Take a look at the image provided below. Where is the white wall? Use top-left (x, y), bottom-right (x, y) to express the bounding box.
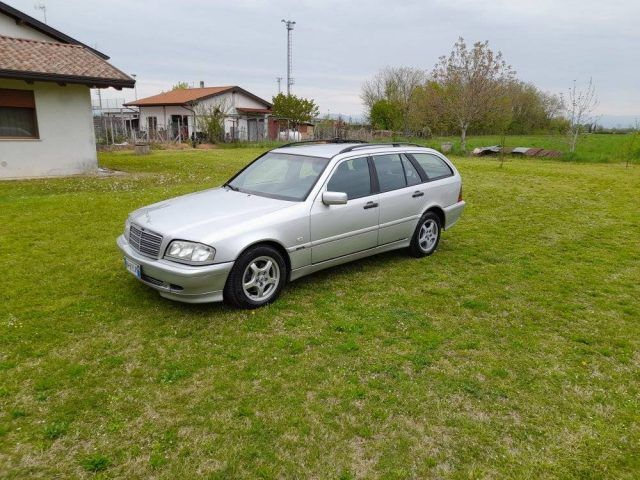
top-left (0, 12), bottom-right (54, 41)
top-left (231, 91), bottom-right (269, 110)
top-left (198, 90), bottom-right (269, 113)
top-left (0, 80), bottom-right (97, 178)
top-left (138, 105), bottom-right (195, 137)
top-left (137, 90), bottom-right (270, 141)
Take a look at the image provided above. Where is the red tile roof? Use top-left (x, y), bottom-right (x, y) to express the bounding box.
top-left (125, 86), bottom-right (272, 108)
top-left (0, 1), bottom-right (108, 59)
top-left (0, 35), bottom-right (134, 88)
top-left (126, 86), bottom-right (234, 106)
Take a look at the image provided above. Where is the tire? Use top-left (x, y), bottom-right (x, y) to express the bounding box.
top-left (409, 212), bottom-right (442, 258)
top-left (224, 244), bottom-right (287, 309)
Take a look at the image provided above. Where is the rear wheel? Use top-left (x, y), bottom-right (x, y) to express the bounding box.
top-left (224, 245), bottom-right (287, 309)
top-left (409, 212), bottom-right (441, 257)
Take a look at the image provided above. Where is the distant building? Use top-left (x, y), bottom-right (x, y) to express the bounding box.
top-left (268, 118), bottom-right (315, 141)
top-left (0, 1), bottom-right (135, 178)
top-left (125, 86), bottom-right (272, 142)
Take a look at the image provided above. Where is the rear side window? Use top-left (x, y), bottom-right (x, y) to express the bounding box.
top-left (327, 157), bottom-right (372, 199)
top-left (412, 153), bottom-right (453, 180)
top-left (372, 154), bottom-right (407, 192)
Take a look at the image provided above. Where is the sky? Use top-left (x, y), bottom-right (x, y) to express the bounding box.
top-left (9, 0), bottom-right (640, 126)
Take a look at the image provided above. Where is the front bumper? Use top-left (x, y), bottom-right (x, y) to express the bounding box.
top-left (117, 235), bottom-right (233, 303)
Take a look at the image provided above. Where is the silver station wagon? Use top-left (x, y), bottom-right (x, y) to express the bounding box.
top-left (117, 141), bottom-right (465, 308)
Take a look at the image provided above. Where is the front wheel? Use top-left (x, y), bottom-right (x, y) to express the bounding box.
top-left (224, 245), bottom-right (287, 309)
top-left (409, 212), bottom-right (441, 257)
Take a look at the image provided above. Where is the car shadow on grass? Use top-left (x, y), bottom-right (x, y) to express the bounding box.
top-left (122, 247), bottom-right (433, 316)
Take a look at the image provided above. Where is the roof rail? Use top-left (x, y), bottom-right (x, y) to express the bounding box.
top-left (337, 142), bottom-right (423, 154)
top-left (278, 138), bottom-right (368, 148)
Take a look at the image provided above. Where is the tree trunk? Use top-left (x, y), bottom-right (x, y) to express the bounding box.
top-left (570, 128), bottom-right (579, 153)
top-left (402, 110), bottom-right (409, 137)
top-left (460, 125), bottom-right (468, 153)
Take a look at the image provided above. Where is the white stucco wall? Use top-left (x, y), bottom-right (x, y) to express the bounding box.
top-left (0, 12), bottom-right (54, 41)
top-left (138, 105), bottom-right (192, 129)
top-left (0, 80), bottom-right (98, 179)
top-left (199, 90), bottom-right (268, 113)
top-left (231, 91), bottom-right (269, 110)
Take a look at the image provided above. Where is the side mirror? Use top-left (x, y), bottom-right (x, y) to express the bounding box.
top-left (322, 191), bottom-right (348, 206)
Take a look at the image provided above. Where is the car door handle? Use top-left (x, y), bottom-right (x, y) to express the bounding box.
top-left (363, 201), bottom-right (378, 209)
top-left (412, 191), bottom-right (424, 198)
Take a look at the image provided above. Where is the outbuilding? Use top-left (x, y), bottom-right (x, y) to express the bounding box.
top-left (0, 1), bottom-right (134, 178)
top-left (125, 86), bottom-right (272, 142)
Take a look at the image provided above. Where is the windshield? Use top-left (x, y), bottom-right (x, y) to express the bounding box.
top-left (226, 152), bottom-right (330, 201)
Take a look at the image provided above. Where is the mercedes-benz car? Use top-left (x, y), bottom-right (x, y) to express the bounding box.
top-left (117, 141), bottom-right (465, 308)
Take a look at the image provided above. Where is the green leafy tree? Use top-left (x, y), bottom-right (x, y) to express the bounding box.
top-left (171, 81), bottom-right (189, 90)
top-left (370, 99), bottom-right (402, 131)
top-left (507, 82), bottom-right (563, 134)
top-left (271, 93), bottom-right (320, 127)
top-left (432, 37), bottom-right (516, 151)
top-left (194, 99), bottom-right (229, 144)
top-left (361, 67), bottom-right (426, 134)
top-left (408, 81), bottom-right (456, 136)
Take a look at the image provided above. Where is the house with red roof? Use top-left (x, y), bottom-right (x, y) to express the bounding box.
top-left (0, 1), bottom-right (134, 178)
top-left (125, 85), bottom-right (272, 142)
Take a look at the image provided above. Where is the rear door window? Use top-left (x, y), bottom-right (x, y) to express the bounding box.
top-left (401, 155), bottom-right (422, 186)
top-left (372, 154), bottom-right (407, 192)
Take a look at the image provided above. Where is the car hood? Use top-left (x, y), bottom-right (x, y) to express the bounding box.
top-left (129, 187), bottom-right (294, 240)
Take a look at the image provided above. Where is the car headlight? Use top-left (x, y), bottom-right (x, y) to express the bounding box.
top-left (124, 218), bottom-right (131, 240)
top-left (165, 240), bottom-right (216, 265)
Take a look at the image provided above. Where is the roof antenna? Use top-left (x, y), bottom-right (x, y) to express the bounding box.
top-left (34, 3), bottom-right (47, 24)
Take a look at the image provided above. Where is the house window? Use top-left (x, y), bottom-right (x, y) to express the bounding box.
top-left (0, 88), bottom-right (39, 139)
top-left (147, 116), bottom-right (158, 132)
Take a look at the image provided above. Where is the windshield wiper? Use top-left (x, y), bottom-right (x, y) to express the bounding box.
top-left (223, 183), bottom-right (239, 191)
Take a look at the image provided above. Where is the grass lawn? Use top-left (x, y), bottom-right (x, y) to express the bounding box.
top-left (1, 148), bottom-right (639, 478)
top-left (403, 133), bottom-right (639, 164)
top-left (217, 133), bottom-right (640, 163)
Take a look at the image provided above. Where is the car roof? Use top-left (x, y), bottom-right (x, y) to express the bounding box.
top-left (270, 143), bottom-right (364, 158)
top-left (270, 142), bottom-right (442, 159)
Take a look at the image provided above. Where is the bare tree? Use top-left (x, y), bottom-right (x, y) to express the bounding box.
top-left (432, 38), bottom-right (516, 152)
top-left (361, 67), bottom-right (426, 134)
top-left (563, 78), bottom-right (598, 153)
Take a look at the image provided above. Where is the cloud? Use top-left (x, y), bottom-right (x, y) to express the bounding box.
top-left (9, 0), bottom-right (639, 118)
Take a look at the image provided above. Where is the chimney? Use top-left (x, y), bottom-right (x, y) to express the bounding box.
top-left (199, 81), bottom-right (205, 88)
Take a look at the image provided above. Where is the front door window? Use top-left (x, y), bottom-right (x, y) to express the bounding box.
top-left (326, 157), bottom-right (372, 199)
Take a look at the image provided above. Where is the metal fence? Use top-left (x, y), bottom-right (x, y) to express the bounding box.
top-left (91, 95), bottom-right (374, 146)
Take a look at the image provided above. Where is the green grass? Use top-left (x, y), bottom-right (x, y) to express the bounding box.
top-left (1, 148), bottom-right (639, 478)
top-left (384, 133), bottom-right (638, 163)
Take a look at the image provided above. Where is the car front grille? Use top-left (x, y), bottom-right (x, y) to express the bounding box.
top-left (129, 224), bottom-right (163, 258)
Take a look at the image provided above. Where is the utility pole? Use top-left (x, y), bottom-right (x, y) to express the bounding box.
top-left (281, 19), bottom-right (295, 95)
top-left (276, 77), bottom-right (283, 94)
top-left (131, 73), bottom-right (138, 100)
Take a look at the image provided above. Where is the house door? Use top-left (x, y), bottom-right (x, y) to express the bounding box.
top-left (247, 119), bottom-right (258, 141)
top-left (171, 115), bottom-right (189, 141)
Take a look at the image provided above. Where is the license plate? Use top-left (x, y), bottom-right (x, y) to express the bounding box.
top-left (124, 257), bottom-right (141, 279)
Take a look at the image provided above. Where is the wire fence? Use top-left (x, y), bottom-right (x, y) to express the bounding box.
top-left (91, 96), bottom-right (374, 146)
